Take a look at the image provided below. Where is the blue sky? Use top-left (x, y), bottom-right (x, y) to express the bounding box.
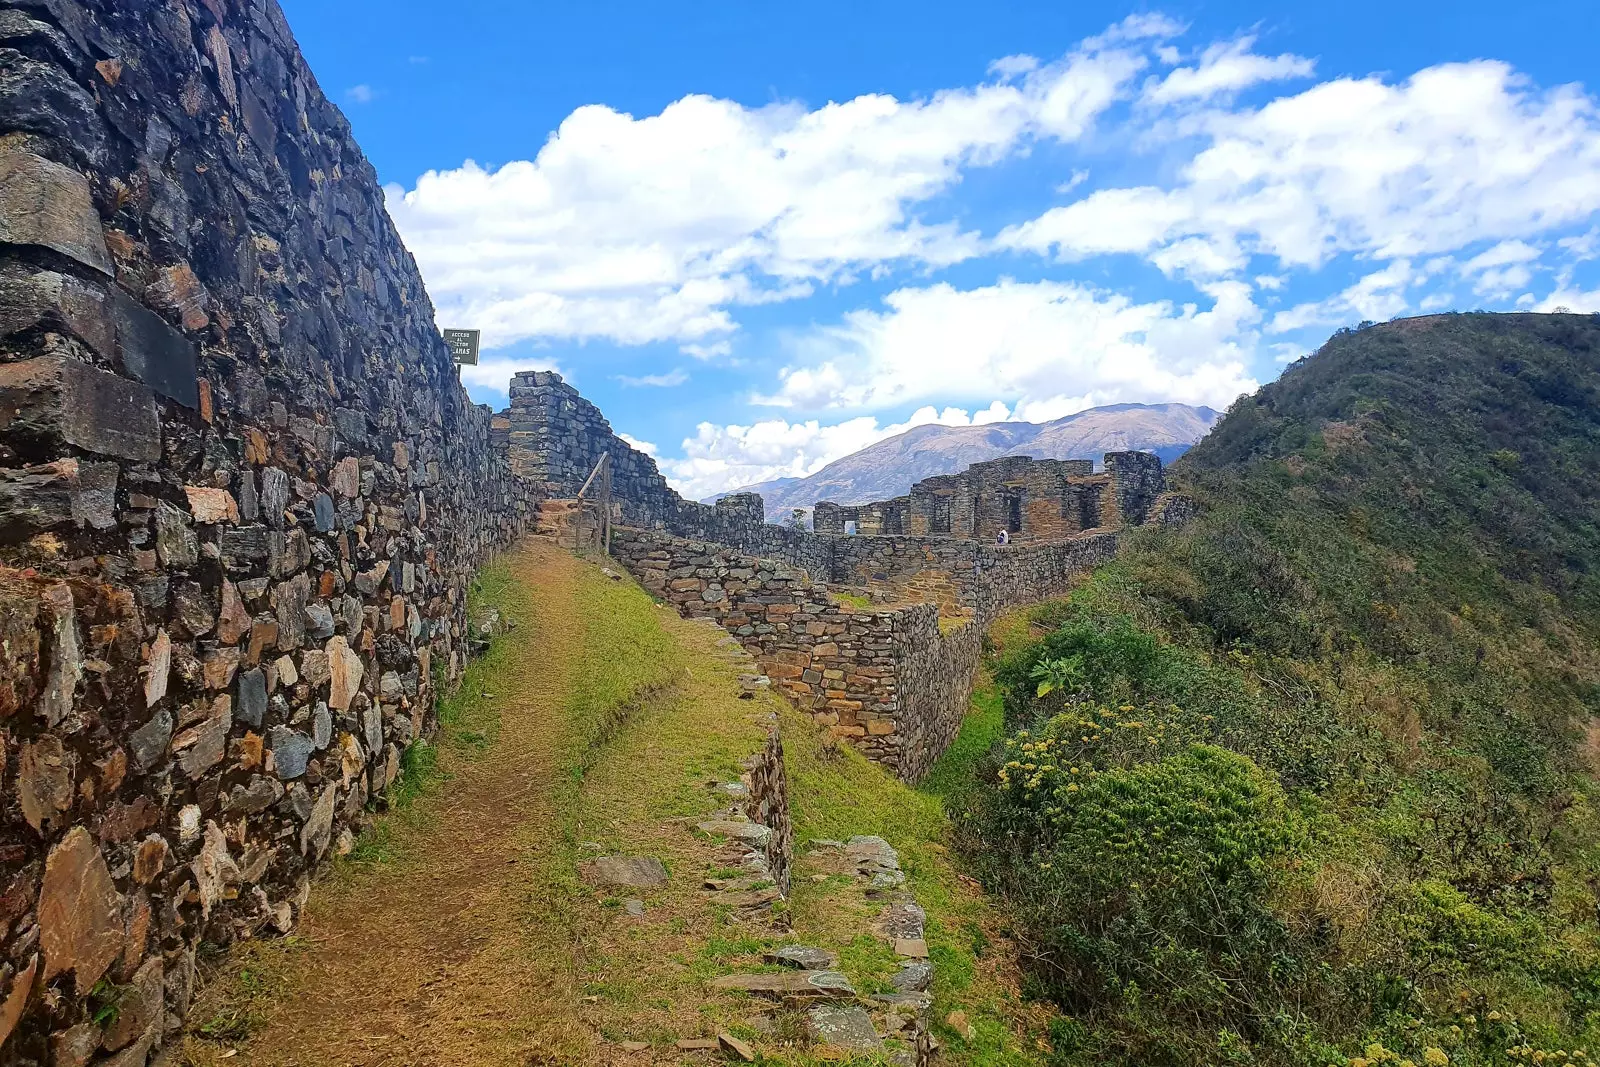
top-left (283, 0), bottom-right (1600, 499)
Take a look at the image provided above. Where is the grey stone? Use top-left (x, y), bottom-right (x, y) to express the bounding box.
top-left (0, 355), bottom-right (160, 463)
top-left (110, 287), bottom-right (199, 408)
top-left (127, 708), bottom-right (172, 771)
top-left (361, 704), bottom-right (383, 757)
top-left (154, 502), bottom-right (197, 568)
top-left (260, 467), bottom-right (289, 525)
top-left (698, 819), bottom-right (773, 848)
top-left (303, 601), bottom-right (335, 640)
top-left (311, 702), bottom-right (332, 748)
top-left (890, 961), bottom-right (933, 993)
top-left (808, 1004), bottom-right (882, 1051)
top-left (767, 946), bottom-right (836, 970)
top-left (623, 899), bottom-right (646, 918)
top-left (0, 266), bottom-right (113, 360)
top-left (220, 526), bottom-right (270, 568)
top-left (268, 726), bottom-right (314, 780)
top-left (579, 855), bottom-right (668, 888)
top-left (312, 492), bottom-right (334, 532)
top-left (171, 581), bottom-right (214, 637)
top-left (224, 776), bottom-right (283, 816)
top-left (237, 469), bottom-right (258, 521)
top-left (0, 144), bottom-right (110, 274)
top-left (708, 971), bottom-right (854, 998)
top-left (236, 668), bottom-right (267, 728)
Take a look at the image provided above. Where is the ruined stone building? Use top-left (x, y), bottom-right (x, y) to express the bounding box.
top-left (811, 451), bottom-right (1166, 541)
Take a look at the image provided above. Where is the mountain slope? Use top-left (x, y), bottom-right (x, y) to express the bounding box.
top-left (721, 402), bottom-right (1219, 512)
top-left (957, 313), bottom-right (1600, 1067)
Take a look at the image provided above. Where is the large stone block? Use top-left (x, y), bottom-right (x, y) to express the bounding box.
top-left (111, 287), bottom-right (199, 408)
top-left (0, 355), bottom-right (160, 462)
top-left (0, 144), bottom-right (110, 275)
top-left (0, 266), bottom-right (113, 359)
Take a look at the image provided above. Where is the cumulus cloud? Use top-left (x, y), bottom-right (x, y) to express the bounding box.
top-left (345, 84), bottom-right (376, 105)
top-left (1000, 61), bottom-right (1600, 279)
top-left (384, 16), bottom-right (1179, 352)
top-left (1141, 36), bottom-right (1315, 105)
top-left (761, 277), bottom-right (1259, 414)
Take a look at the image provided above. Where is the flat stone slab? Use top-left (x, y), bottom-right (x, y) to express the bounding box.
top-left (808, 1003), bottom-right (883, 1051)
top-left (766, 945), bottom-right (837, 970)
top-left (579, 855), bottom-right (668, 888)
top-left (698, 819), bottom-right (773, 847)
top-left (875, 900), bottom-right (926, 940)
top-left (894, 938), bottom-right (929, 959)
top-left (710, 970), bottom-right (855, 998)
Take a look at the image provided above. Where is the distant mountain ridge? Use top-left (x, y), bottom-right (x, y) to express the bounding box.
top-left (717, 402), bottom-right (1221, 515)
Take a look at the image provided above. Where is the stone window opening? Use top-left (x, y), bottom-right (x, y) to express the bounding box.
top-left (930, 495), bottom-right (952, 534)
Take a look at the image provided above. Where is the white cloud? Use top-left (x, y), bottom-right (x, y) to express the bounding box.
top-left (761, 277), bottom-right (1259, 414)
top-left (1142, 36), bottom-right (1314, 105)
top-left (346, 84), bottom-right (375, 105)
top-left (1001, 61), bottom-right (1600, 278)
top-left (1535, 285), bottom-right (1600, 312)
top-left (618, 433), bottom-right (658, 456)
top-left (1461, 239), bottom-right (1542, 296)
top-left (659, 401), bottom-right (1021, 500)
top-left (385, 21), bottom-right (1172, 353)
top-left (1269, 260), bottom-right (1416, 333)
top-left (616, 369), bottom-right (689, 388)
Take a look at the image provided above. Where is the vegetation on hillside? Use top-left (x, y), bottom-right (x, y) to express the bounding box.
top-left (957, 314), bottom-right (1600, 1067)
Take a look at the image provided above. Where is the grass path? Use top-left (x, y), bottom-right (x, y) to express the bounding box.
top-left (188, 540), bottom-right (597, 1066)
top-left (185, 540), bottom-right (1053, 1066)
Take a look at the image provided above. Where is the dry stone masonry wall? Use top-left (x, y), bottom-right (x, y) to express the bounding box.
top-left (0, 0), bottom-right (534, 1059)
top-left (612, 528), bottom-right (986, 780)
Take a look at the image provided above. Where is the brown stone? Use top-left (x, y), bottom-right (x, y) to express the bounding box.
top-left (719, 1033), bottom-right (757, 1062)
top-left (203, 646), bottom-right (242, 689)
top-left (184, 484), bottom-right (238, 524)
top-left (233, 731), bottom-right (263, 771)
top-left (102, 957), bottom-right (162, 1052)
top-left (132, 835), bottom-right (167, 884)
top-left (149, 263), bottom-right (210, 331)
top-left (217, 580), bottom-right (250, 645)
top-left (17, 735), bottom-right (74, 833)
top-left (331, 456), bottom-right (360, 498)
top-left (96, 797), bottom-right (159, 844)
top-left (0, 146), bottom-right (111, 275)
top-left (327, 634), bottom-right (362, 710)
top-left (39, 826), bottom-right (124, 994)
top-left (248, 618), bottom-right (278, 663)
top-left (708, 971), bottom-right (854, 998)
top-left (48, 1021), bottom-right (99, 1067)
top-left (95, 58), bottom-right (123, 86)
top-left (0, 955), bottom-right (37, 1049)
top-left (171, 695), bottom-right (231, 778)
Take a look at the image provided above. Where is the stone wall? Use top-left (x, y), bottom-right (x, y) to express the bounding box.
top-left (501, 370), bottom-right (767, 543)
top-left (741, 729), bottom-right (791, 897)
top-left (0, 0), bottom-right (534, 1059)
top-left (612, 528), bottom-right (979, 777)
top-left (813, 451), bottom-right (1165, 542)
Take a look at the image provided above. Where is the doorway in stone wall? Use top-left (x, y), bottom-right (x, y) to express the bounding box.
top-left (1004, 487), bottom-right (1024, 535)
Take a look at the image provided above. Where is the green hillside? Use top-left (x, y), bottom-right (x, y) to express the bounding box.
top-left (958, 313), bottom-right (1600, 1067)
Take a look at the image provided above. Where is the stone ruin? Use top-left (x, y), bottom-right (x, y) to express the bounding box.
top-left (500, 370), bottom-right (1190, 782)
top-left (812, 450), bottom-right (1166, 541)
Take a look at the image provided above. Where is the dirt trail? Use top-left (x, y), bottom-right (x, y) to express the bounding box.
top-left (209, 541), bottom-right (592, 1067)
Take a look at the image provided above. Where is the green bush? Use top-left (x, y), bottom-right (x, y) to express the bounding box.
top-left (960, 316), bottom-right (1600, 1065)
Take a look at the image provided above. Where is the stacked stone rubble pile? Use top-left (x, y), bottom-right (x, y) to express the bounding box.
top-left (0, 0), bottom-right (535, 1058)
